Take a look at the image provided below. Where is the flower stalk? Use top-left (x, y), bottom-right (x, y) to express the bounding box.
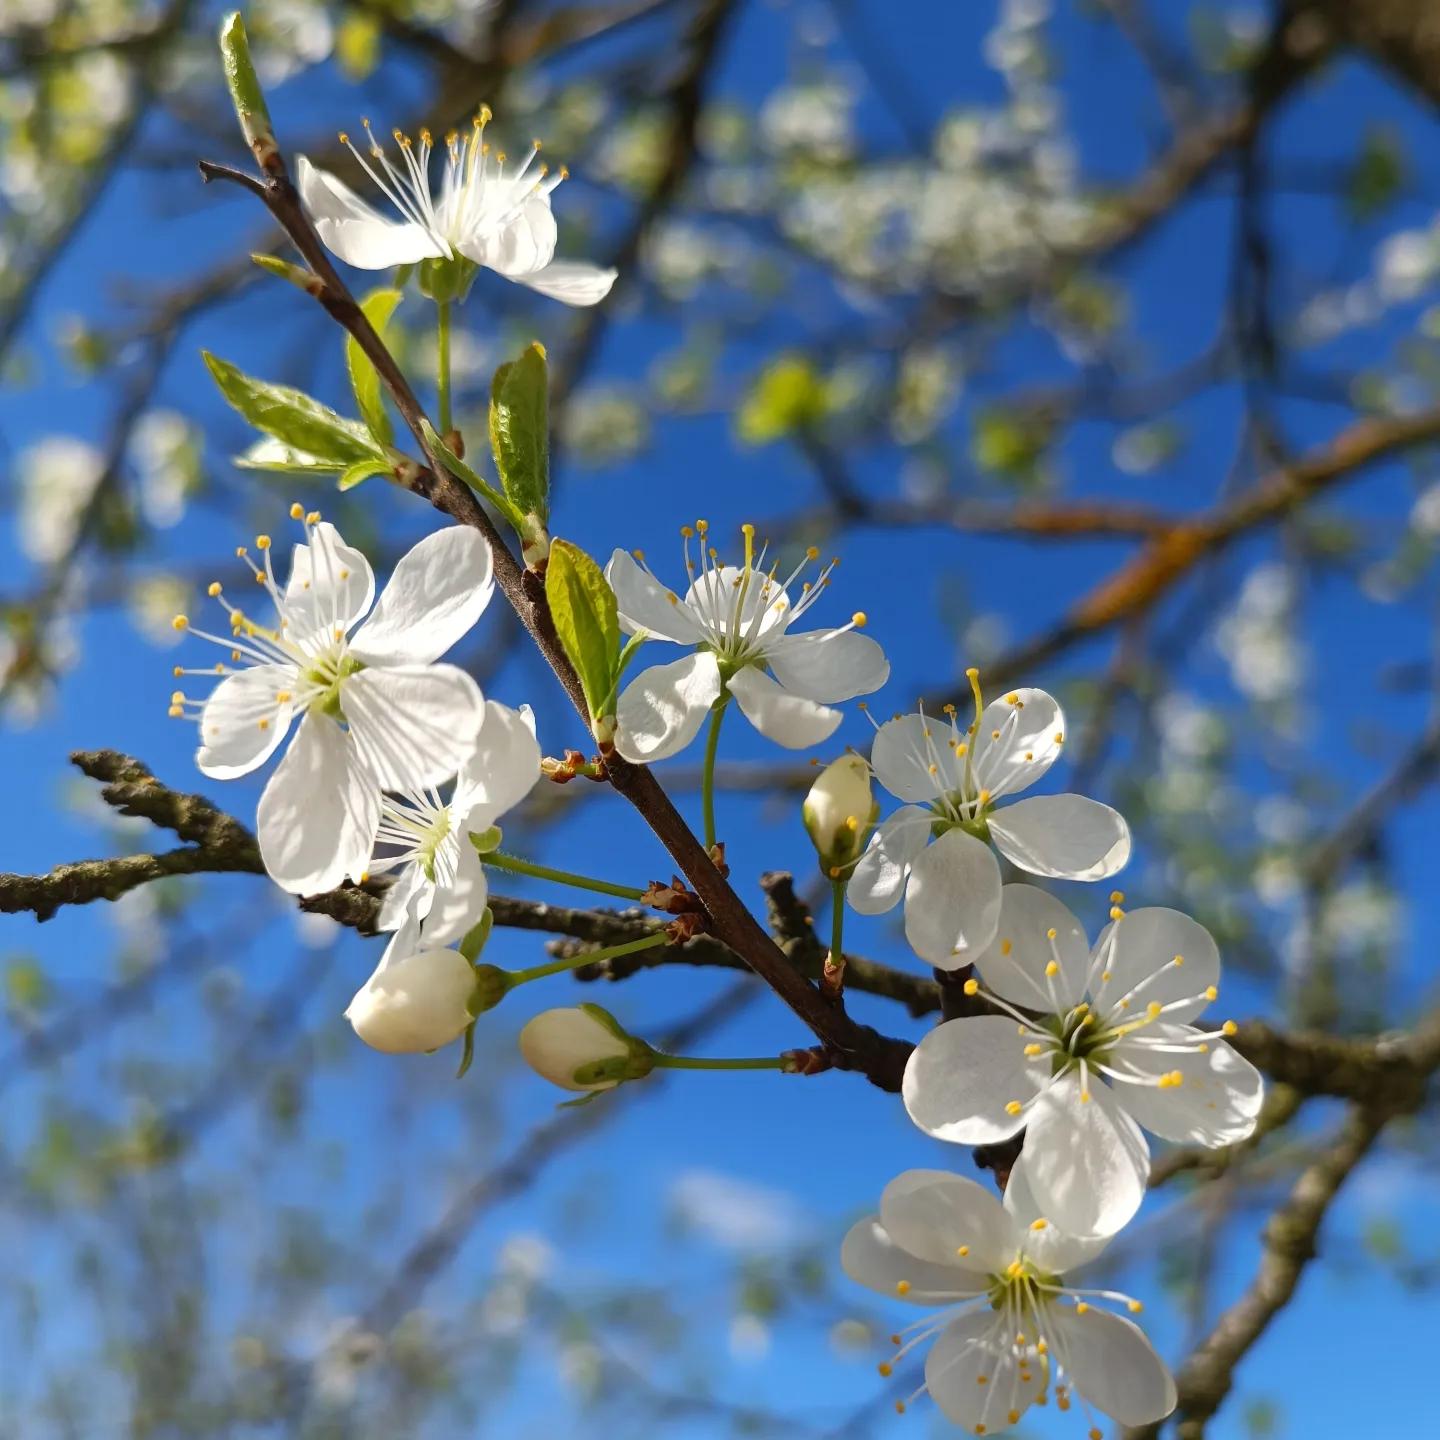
top-left (510, 931), bottom-right (668, 985)
top-left (477, 845), bottom-right (647, 902)
top-left (700, 693), bottom-right (729, 849)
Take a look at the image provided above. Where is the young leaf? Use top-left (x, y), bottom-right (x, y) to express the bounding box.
top-left (545, 538), bottom-right (619, 722)
top-left (338, 458), bottom-right (393, 491)
top-left (204, 352), bottom-right (382, 465)
top-left (421, 421), bottom-right (527, 530)
top-left (489, 342), bottom-right (549, 527)
top-left (345, 289), bottom-right (402, 447)
top-left (233, 437), bottom-right (347, 475)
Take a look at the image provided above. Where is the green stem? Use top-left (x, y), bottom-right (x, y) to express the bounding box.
top-left (484, 849), bottom-right (646, 902)
top-left (828, 876), bottom-right (846, 975)
top-left (700, 694), bottom-right (729, 849)
top-left (511, 931), bottom-right (667, 985)
top-left (436, 299), bottom-right (453, 435)
top-left (651, 1053), bottom-right (788, 1072)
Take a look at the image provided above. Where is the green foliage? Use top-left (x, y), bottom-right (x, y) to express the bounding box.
top-left (970, 405), bottom-right (1052, 484)
top-left (545, 539), bottom-right (620, 726)
top-left (736, 355), bottom-right (829, 445)
top-left (345, 288), bottom-right (403, 447)
top-left (489, 342), bottom-right (551, 529)
top-left (203, 352), bottom-right (383, 466)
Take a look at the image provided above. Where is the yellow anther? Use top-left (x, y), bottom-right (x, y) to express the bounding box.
top-left (305, 510), bottom-right (321, 524)
top-left (289, 502), bottom-right (304, 519)
top-left (235, 546), bottom-right (247, 557)
top-left (1101, 970), bottom-right (1112, 982)
top-left (963, 979), bottom-right (979, 996)
top-left (1005, 1100), bottom-right (1024, 1116)
top-left (339, 568), bottom-right (350, 580)
top-left (1045, 961), bottom-right (1059, 977)
top-left (956, 1245), bottom-right (969, 1257)
top-left (845, 815), bottom-right (860, 831)
top-left (1079, 1090), bottom-right (1091, 1103)
top-left (1036, 1339), bottom-right (1048, 1355)
top-left (877, 1362), bottom-right (893, 1378)
top-left (1029, 1218), bottom-right (1048, 1231)
top-left (1090, 1429), bottom-right (1104, 1440)
top-left (1110, 890), bottom-right (1125, 903)
top-left (991, 729), bottom-right (1001, 739)
top-left (1172, 954), bottom-right (1184, 967)
top-left (1045, 927), bottom-right (1057, 940)
top-left (1008, 1411), bottom-right (1020, 1425)
top-left (1054, 732), bottom-right (1064, 744)
top-left (1025, 751), bottom-right (1034, 761)
top-left (974, 1426), bottom-right (985, 1435)
top-left (170, 690), bottom-right (185, 705)
top-left (894, 1401), bottom-right (905, 1415)
top-left (977, 789), bottom-right (991, 805)
top-left (257, 718), bottom-right (269, 731)
top-left (1110, 906), bottom-right (1125, 920)
top-left (275, 691), bottom-right (291, 704)
top-left (1005, 692), bottom-right (1019, 704)
top-left (256, 534), bottom-right (271, 550)
top-left (680, 524), bottom-right (693, 538)
top-left (852, 611), bottom-right (867, 627)
top-left (172, 666), bottom-right (183, 677)
top-left (975, 1375), bottom-right (988, 1386)
top-left (1000, 938), bottom-right (1012, 956)
top-left (1075, 1302), bottom-right (1090, 1315)
top-left (167, 705), bottom-right (183, 718)
top-left (1222, 1020), bottom-right (1237, 1037)
top-left (1205, 985), bottom-right (1218, 1001)
top-left (894, 1280), bottom-right (910, 1296)
top-left (172, 615), bottom-right (188, 631)
top-left (207, 581), bottom-right (222, 597)
top-left (338, 131), bottom-right (349, 145)
top-left (1024, 1044), bottom-right (1045, 1057)
top-left (1127, 1299), bottom-right (1143, 1313)
top-left (1006, 1260), bottom-right (1023, 1279)
top-left (632, 548), bottom-right (645, 562)
top-left (696, 518), bottom-right (709, 533)
top-left (1147, 1001), bottom-right (1163, 1018)
top-left (806, 545), bottom-right (820, 560)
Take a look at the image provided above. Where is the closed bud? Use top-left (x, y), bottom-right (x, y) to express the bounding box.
top-left (802, 754), bottom-right (876, 872)
top-left (346, 942), bottom-right (483, 1055)
top-left (518, 1004), bottom-right (654, 1092)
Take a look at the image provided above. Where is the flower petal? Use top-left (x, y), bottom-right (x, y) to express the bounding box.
top-left (839, 1216), bottom-right (976, 1305)
top-left (1109, 1025), bottom-right (1264, 1146)
top-left (422, 836), bottom-right (490, 947)
top-left (296, 155), bottom-right (447, 269)
top-left (1021, 1072), bottom-right (1150, 1238)
top-left (344, 663), bottom-right (485, 792)
top-left (903, 1014), bottom-right (1046, 1145)
top-left (605, 549), bottom-right (705, 644)
top-left (514, 259), bottom-right (618, 306)
top-left (1045, 1305), bottom-right (1177, 1425)
top-left (195, 664), bottom-right (298, 779)
top-left (349, 526), bottom-right (494, 666)
top-left (988, 794), bottom-right (1131, 881)
top-left (726, 665), bottom-right (842, 748)
top-left (458, 700), bottom-right (541, 820)
top-left (975, 883), bottom-right (1090, 1012)
top-left (345, 939), bottom-right (477, 1054)
top-left (847, 806), bottom-right (932, 915)
top-left (925, 1310), bottom-right (1042, 1432)
top-left (870, 713), bottom-right (947, 804)
top-left (902, 828), bottom-right (1002, 968)
top-left (283, 520), bottom-right (375, 642)
top-left (1090, 907), bottom-right (1221, 1025)
top-left (1003, 1154), bottom-right (1113, 1275)
top-left (256, 713), bottom-right (380, 894)
top-left (971, 688), bottom-right (1065, 799)
top-left (460, 194), bottom-right (558, 277)
top-left (377, 859), bottom-right (429, 934)
top-left (615, 651), bottom-right (723, 762)
top-left (879, 1170), bottom-right (1016, 1278)
top-left (765, 628), bottom-right (890, 703)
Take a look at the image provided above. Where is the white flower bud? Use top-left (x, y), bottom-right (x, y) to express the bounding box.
top-left (345, 945), bottom-right (479, 1054)
top-left (519, 1005), bottom-right (647, 1092)
top-left (802, 754), bottom-right (875, 873)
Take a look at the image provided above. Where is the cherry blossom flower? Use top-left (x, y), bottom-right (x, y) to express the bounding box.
top-left (519, 1005), bottom-right (651, 1092)
top-left (169, 509), bottom-right (492, 895)
top-left (606, 522), bottom-right (888, 762)
top-left (297, 109), bottom-right (616, 305)
top-left (842, 1166), bottom-right (1176, 1435)
top-left (902, 885), bottom-right (1263, 1237)
top-left (848, 670), bottom-right (1130, 968)
top-left (369, 700), bottom-right (541, 945)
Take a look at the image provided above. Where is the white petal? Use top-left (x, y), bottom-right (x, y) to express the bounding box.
top-left (1109, 1026), bottom-right (1264, 1146)
top-left (460, 194), bottom-right (558, 277)
top-left (344, 663), bottom-right (485, 792)
top-left (684, 565), bottom-right (790, 643)
top-left (1045, 1304), bottom-right (1177, 1425)
top-left (970, 688), bottom-right (1066, 798)
top-left (349, 527), bottom-right (494, 666)
top-left (726, 665), bottom-right (842, 748)
top-left (1003, 1154), bottom-right (1113, 1275)
top-left (1021, 1072), bottom-right (1150, 1238)
top-left (903, 1015), bottom-right (1046, 1145)
top-left (1091, 907), bottom-right (1221, 1025)
top-left (458, 700), bottom-right (541, 820)
top-left (765, 628), bottom-right (890, 703)
top-left (195, 665), bottom-right (298, 779)
top-left (614, 651), bottom-right (723, 763)
top-left (902, 828), bottom-right (1002, 968)
top-left (377, 860), bottom-right (429, 934)
top-left (989, 794), bottom-right (1132, 881)
top-left (974, 883), bottom-right (1090, 1012)
top-left (422, 837), bottom-right (490, 947)
top-left (519, 1006), bottom-right (627, 1091)
top-left (297, 156), bottom-right (447, 269)
top-left (926, 1310), bottom-right (1042, 1432)
top-left (605, 549), bottom-right (705, 644)
top-left (839, 1216), bottom-right (979, 1305)
top-left (256, 713), bottom-right (380, 894)
top-left (283, 521), bottom-right (375, 642)
top-left (870, 713), bottom-right (947, 804)
top-left (345, 941), bottom-right (477, 1054)
top-left (514, 259), bottom-right (618, 306)
top-left (847, 806), bottom-right (932, 916)
top-left (879, 1169), bottom-right (1017, 1278)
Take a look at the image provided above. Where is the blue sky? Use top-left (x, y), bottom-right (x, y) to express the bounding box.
top-left (2, 1), bottom-right (1439, 1434)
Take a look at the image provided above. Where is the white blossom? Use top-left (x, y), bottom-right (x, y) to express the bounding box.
top-left (902, 886), bottom-right (1263, 1237)
top-left (842, 1167), bottom-right (1175, 1434)
top-left (607, 523), bottom-right (888, 762)
top-left (18, 435), bottom-right (104, 564)
top-left (519, 1005), bottom-right (637, 1091)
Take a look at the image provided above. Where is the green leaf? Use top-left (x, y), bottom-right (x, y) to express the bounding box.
top-left (545, 538), bottom-right (619, 722)
top-left (346, 289), bottom-right (402, 447)
top-left (233, 438), bottom-right (346, 475)
top-left (218, 12), bottom-right (273, 154)
top-left (736, 355), bottom-right (828, 446)
top-left (421, 420), bottom-right (526, 527)
top-left (204, 352), bottom-right (381, 465)
top-left (489, 342), bottom-right (550, 527)
top-left (338, 458), bottom-right (392, 491)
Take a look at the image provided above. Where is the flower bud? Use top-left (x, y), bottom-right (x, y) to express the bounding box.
top-left (518, 1004), bottom-right (653, 1092)
top-left (346, 945), bottom-right (482, 1055)
top-left (802, 754), bottom-right (876, 874)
